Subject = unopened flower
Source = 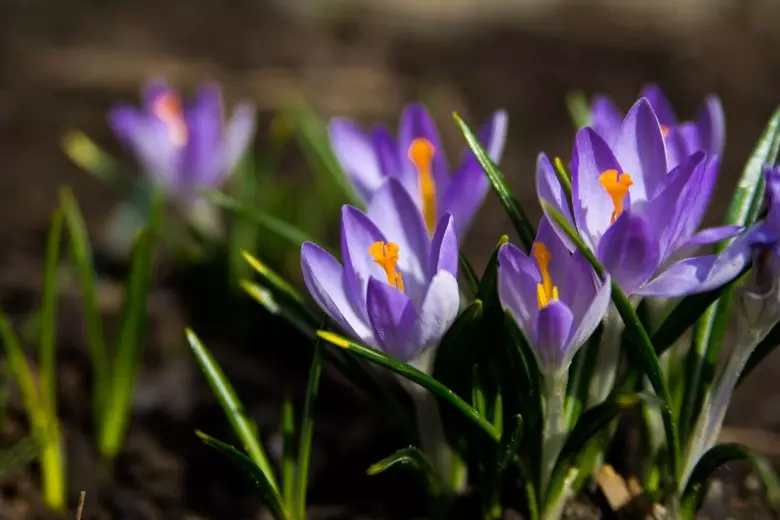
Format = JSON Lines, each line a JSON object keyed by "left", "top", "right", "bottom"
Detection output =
{"left": 539, "top": 98, "right": 742, "bottom": 297}
{"left": 109, "top": 80, "right": 256, "bottom": 196}
{"left": 301, "top": 178, "right": 460, "bottom": 363}
{"left": 328, "top": 103, "right": 507, "bottom": 236}
{"left": 590, "top": 84, "right": 724, "bottom": 169}
{"left": 498, "top": 217, "right": 612, "bottom": 372}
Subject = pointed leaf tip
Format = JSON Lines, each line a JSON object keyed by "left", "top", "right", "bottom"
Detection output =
{"left": 316, "top": 330, "right": 351, "bottom": 349}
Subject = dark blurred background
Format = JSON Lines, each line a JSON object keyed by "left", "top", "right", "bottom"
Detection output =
{"left": 2, "top": 0, "right": 780, "bottom": 518}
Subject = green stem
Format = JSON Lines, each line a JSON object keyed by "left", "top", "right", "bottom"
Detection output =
{"left": 541, "top": 369, "right": 568, "bottom": 498}
{"left": 587, "top": 307, "right": 624, "bottom": 407}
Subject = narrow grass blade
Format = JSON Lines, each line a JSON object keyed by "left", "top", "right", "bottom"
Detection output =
{"left": 367, "top": 446, "right": 443, "bottom": 496}
{"left": 458, "top": 251, "right": 480, "bottom": 297}
{"left": 99, "top": 192, "right": 162, "bottom": 458}
{"left": 542, "top": 200, "right": 681, "bottom": 485}
{"left": 552, "top": 157, "right": 573, "bottom": 200}
{"left": 565, "top": 91, "right": 590, "bottom": 129}
{"left": 316, "top": 330, "right": 501, "bottom": 443}
{"left": 281, "top": 396, "right": 295, "bottom": 514}
{"left": 453, "top": 112, "right": 535, "bottom": 251}
{"left": 683, "top": 109, "right": 780, "bottom": 447}
{"left": 39, "top": 210, "right": 63, "bottom": 420}
{"left": 205, "top": 189, "right": 316, "bottom": 250}
{"left": 293, "top": 331, "right": 324, "bottom": 520}
{"left": 197, "top": 431, "right": 288, "bottom": 520}
{"left": 61, "top": 131, "right": 123, "bottom": 187}
{"left": 60, "top": 187, "right": 108, "bottom": 424}
{"left": 681, "top": 443, "right": 780, "bottom": 518}
{"left": 738, "top": 321, "right": 780, "bottom": 386}
{"left": 496, "top": 414, "right": 524, "bottom": 475}
{"left": 187, "top": 329, "right": 279, "bottom": 492}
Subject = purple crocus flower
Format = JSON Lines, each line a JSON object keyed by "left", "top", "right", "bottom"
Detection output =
{"left": 301, "top": 178, "right": 460, "bottom": 363}
{"left": 498, "top": 217, "right": 612, "bottom": 372}
{"left": 109, "top": 80, "right": 256, "bottom": 195}
{"left": 590, "top": 84, "right": 724, "bottom": 170}
{"left": 328, "top": 103, "right": 508, "bottom": 236}
{"left": 539, "top": 98, "right": 742, "bottom": 298}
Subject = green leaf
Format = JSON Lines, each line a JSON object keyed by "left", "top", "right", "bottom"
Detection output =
{"left": 317, "top": 330, "right": 501, "bottom": 443}
{"left": 61, "top": 131, "right": 124, "bottom": 187}
{"left": 738, "top": 321, "right": 780, "bottom": 386}
{"left": 564, "top": 324, "right": 603, "bottom": 429}
{"left": 39, "top": 210, "right": 63, "bottom": 421}
{"left": 367, "top": 446, "right": 444, "bottom": 496}
{"left": 281, "top": 396, "right": 295, "bottom": 514}
{"left": 565, "top": 91, "right": 590, "bottom": 129}
{"left": 453, "top": 113, "right": 535, "bottom": 251}
{"left": 496, "top": 414, "right": 524, "bottom": 474}
{"left": 552, "top": 157, "right": 573, "bottom": 200}
{"left": 542, "top": 200, "right": 681, "bottom": 485}
{"left": 204, "top": 189, "right": 317, "bottom": 251}
{"left": 458, "top": 251, "right": 480, "bottom": 297}
{"left": 547, "top": 393, "right": 654, "bottom": 507}
{"left": 196, "top": 431, "right": 289, "bottom": 520}
{"left": 60, "top": 187, "right": 109, "bottom": 425}
{"left": 99, "top": 191, "right": 163, "bottom": 458}
{"left": 681, "top": 443, "right": 780, "bottom": 518}
{"left": 187, "top": 329, "right": 279, "bottom": 492}
{"left": 293, "top": 330, "right": 324, "bottom": 520}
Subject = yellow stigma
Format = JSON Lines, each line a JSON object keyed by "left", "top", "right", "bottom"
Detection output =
{"left": 532, "top": 242, "right": 559, "bottom": 309}
{"left": 369, "top": 241, "right": 405, "bottom": 292}
{"left": 408, "top": 138, "right": 438, "bottom": 235}
{"left": 152, "top": 93, "right": 188, "bottom": 147}
{"left": 598, "top": 169, "right": 633, "bottom": 224}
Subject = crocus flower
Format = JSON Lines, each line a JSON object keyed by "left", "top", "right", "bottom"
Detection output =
{"left": 590, "top": 84, "right": 724, "bottom": 169}
{"left": 300, "top": 178, "right": 460, "bottom": 364}
{"left": 328, "top": 103, "right": 508, "bottom": 236}
{"left": 498, "top": 217, "right": 612, "bottom": 373}
{"left": 109, "top": 80, "right": 256, "bottom": 196}
{"left": 539, "top": 98, "right": 742, "bottom": 298}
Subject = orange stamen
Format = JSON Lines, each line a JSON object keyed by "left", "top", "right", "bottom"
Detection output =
{"left": 408, "top": 138, "right": 438, "bottom": 235}
{"left": 660, "top": 124, "right": 670, "bottom": 137}
{"left": 369, "top": 241, "right": 405, "bottom": 292}
{"left": 598, "top": 169, "right": 634, "bottom": 224}
{"left": 532, "top": 242, "right": 559, "bottom": 309}
{"left": 152, "top": 93, "right": 188, "bottom": 147}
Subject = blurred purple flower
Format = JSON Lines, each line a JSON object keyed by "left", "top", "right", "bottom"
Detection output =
{"left": 301, "top": 178, "right": 460, "bottom": 363}
{"left": 539, "top": 98, "right": 742, "bottom": 297}
{"left": 109, "top": 80, "right": 256, "bottom": 195}
{"left": 328, "top": 103, "right": 508, "bottom": 237}
{"left": 498, "top": 217, "right": 611, "bottom": 372}
{"left": 590, "top": 84, "right": 724, "bottom": 169}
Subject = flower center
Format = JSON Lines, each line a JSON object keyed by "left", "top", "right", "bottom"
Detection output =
{"left": 369, "top": 241, "right": 405, "bottom": 292}
{"left": 408, "top": 138, "right": 438, "bottom": 235}
{"left": 152, "top": 93, "right": 188, "bottom": 147}
{"left": 532, "top": 242, "right": 559, "bottom": 309}
{"left": 599, "top": 169, "right": 634, "bottom": 224}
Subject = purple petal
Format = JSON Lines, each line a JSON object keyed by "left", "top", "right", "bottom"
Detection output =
{"left": 567, "top": 268, "right": 611, "bottom": 359}
{"left": 329, "top": 118, "right": 385, "bottom": 203}
{"left": 301, "top": 242, "right": 372, "bottom": 342}
{"left": 572, "top": 128, "right": 622, "bottom": 247}
{"left": 367, "top": 179, "right": 430, "bottom": 302}
{"left": 533, "top": 300, "right": 574, "bottom": 371}
{"left": 639, "top": 84, "right": 678, "bottom": 126}
{"left": 428, "top": 214, "right": 458, "bottom": 278}
{"left": 683, "top": 226, "right": 743, "bottom": 248}
{"left": 371, "top": 125, "right": 402, "bottom": 178}
{"left": 498, "top": 243, "right": 541, "bottom": 336}
{"left": 366, "top": 277, "right": 419, "bottom": 361}
{"left": 442, "top": 110, "right": 508, "bottom": 235}
{"left": 612, "top": 98, "right": 667, "bottom": 202}
{"left": 596, "top": 212, "right": 661, "bottom": 295}
{"left": 660, "top": 154, "right": 718, "bottom": 255}
{"left": 181, "top": 84, "right": 224, "bottom": 187}
{"left": 108, "top": 105, "right": 179, "bottom": 188}
{"left": 590, "top": 96, "right": 623, "bottom": 145}
{"left": 534, "top": 215, "right": 573, "bottom": 293}
{"left": 217, "top": 101, "right": 256, "bottom": 185}
{"left": 412, "top": 271, "right": 460, "bottom": 356}
{"left": 536, "top": 153, "right": 575, "bottom": 251}
{"left": 340, "top": 205, "right": 388, "bottom": 316}
{"left": 697, "top": 96, "right": 726, "bottom": 158}
{"left": 560, "top": 252, "right": 599, "bottom": 323}
{"left": 398, "top": 103, "right": 450, "bottom": 201}
{"left": 665, "top": 127, "right": 691, "bottom": 171}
